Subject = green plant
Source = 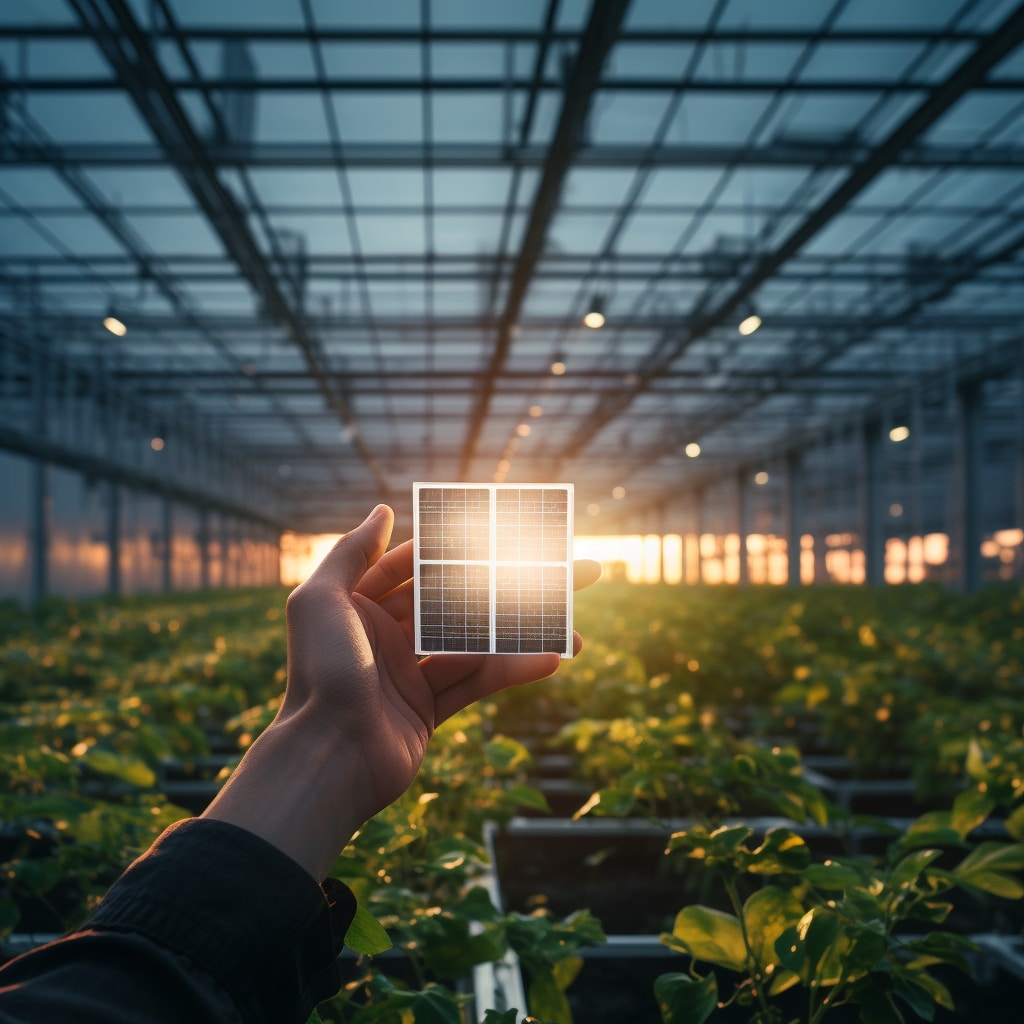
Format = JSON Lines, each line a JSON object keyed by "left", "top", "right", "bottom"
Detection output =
{"left": 656, "top": 789, "right": 1024, "bottom": 1023}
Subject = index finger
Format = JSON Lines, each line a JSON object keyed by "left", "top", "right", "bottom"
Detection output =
{"left": 355, "top": 537, "right": 413, "bottom": 602}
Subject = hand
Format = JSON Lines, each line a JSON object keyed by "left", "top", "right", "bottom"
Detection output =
{"left": 204, "top": 504, "right": 601, "bottom": 879}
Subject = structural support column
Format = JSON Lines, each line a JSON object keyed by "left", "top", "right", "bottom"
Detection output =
{"left": 955, "top": 380, "right": 984, "bottom": 592}
{"left": 784, "top": 450, "right": 803, "bottom": 586}
{"left": 161, "top": 495, "right": 173, "bottom": 592}
{"left": 736, "top": 467, "right": 750, "bottom": 586}
{"left": 198, "top": 506, "right": 210, "bottom": 591}
{"left": 29, "top": 345, "right": 49, "bottom": 605}
{"left": 694, "top": 488, "right": 707, "bottom": 584}
{"left": 861, "top": 419, "right": 885, "bottom": 586}
{"left": 108, "top": 481, "right": 121, "bottom": 596}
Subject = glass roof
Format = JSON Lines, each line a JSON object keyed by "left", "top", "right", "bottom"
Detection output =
{"left": 1, "top": 0, "right": 1023, "bottom": 533}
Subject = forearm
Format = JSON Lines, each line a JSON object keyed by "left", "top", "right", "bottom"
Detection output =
{"left": 201, "top": 705, "right": 368, "bottom": 882}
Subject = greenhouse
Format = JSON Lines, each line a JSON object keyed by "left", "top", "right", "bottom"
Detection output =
{"left": 1, "top": 0, "right": 1023, "bottom": 1021}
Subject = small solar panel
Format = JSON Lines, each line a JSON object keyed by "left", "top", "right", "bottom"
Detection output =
{"left": 413, "top": 483, "right": 574, "bottom": 657}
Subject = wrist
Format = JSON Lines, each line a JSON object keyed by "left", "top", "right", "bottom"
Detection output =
{"left": 202, "top": 708, "right": 368, "bottom": 881}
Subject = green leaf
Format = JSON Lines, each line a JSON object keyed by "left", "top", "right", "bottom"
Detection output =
{"left": 1006, "top": 804, "right": 1024, "bottom": 843}
{"left": 665, "top": 906, "right": 747, "bottom": 972}
{"left": 774, "top": 908, "right": 841, "bottom": 981}
{"left": 855, "top": 982, "right": 904, "bottom": 1024}
{"left": 304, "top": 1010, "right": 323, "bottom": 1024}
{"left": 891, "top": 973, "right": 936, "bottom": 1021}
{"left": 951, "top": 841, "right": 1024, "bottom": 898}
{"left": 481, "top": 1011, "right": 519, "bottom": 1024}
{"left": 742, "top": 886, "right": 804, "bottom": 970}
{"left": 344, "top": 904, "right": 393, "bottom": 956}
{"left": 901, "top": 932, "right": 977, "bottom": 975}
{"left": 485, "top": 736, "right": 530, "bottom": 772}
{"left": 747, "top": 829, "right": 810, "bottom": 875}
{"left": 408, "top": 986, "right": 464, "bottom": 1024}
{"left": 654, "top": 971, "right": 718, "bottom": 1024}
{"left": 528, "top": 966, "right": 572, "bottom": 1024}
{"left": 888, "top": 849, "right": 942, "bottom": 890}
{"left": 81, "top": 747, "right": 157, "bottom": 789}
{"left": 505, "top": 784, "right": 551, "bottom": 813}
{"left": 903, "top": 969, "right": 954, "bottom": 1012}
{"left": 950, "top": 788, "right": 995, "bottom": 839}
{"left": 551, "top": 955, "right": 583, "bottom": 991}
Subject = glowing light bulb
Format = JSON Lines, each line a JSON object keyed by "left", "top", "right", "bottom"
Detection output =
{"left": 612, "top": 486, "right": 625, "bottom": 500}
{"left": 150, "top": 437, "right": 165, "bottom": 451}
{"left": 583, "top": 310, "right": 605, "bottom": 329}
{"left": 685, "top": 442, "right": 701, "bottom": 458}
{"left": 738, "top": 313, "right": 762, "bottom": 336}
{"left": 103, "top": 315, "right": 127, "bottom": 337}
{"left": 516, "top": 423, "right": 531, "bottom": 437}
{"left": 754, "top": 471, "right": 769, "bottom": 485}
{"left": 551, "top": 360, "right": 566, "bottom": 376}
{"left": 889, "top": 425, "right": 910, "bottom": 442}
{"left": 529, "top": 405, "right": 543, "bottom": 418}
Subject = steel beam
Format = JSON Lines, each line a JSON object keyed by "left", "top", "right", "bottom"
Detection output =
{"left": 555, "top": 4, "right": 1024, "bottom": 470}
{"left": 69, "top": 0, "right": 389, "bottom": 494}
{"left": 458, "top": 0, "right": 642, "bottom": 479}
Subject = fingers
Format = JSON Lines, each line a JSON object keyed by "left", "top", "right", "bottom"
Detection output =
{"left": 355, "top": 538, "right": 413, "bottom": 601}
{"left": 574, "top": 559, "right": 602, "bottom": 591}
{"left": 307, "top": 505, "right": 394, "bottom": 595}
{"left": 421, "top": 652, "right": 562, "bottom": 725}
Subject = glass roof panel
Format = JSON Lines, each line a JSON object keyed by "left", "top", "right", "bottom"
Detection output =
{"left": 431, "top": 168, "right": 513, "bottom": 206}
{"left": 248, "top": 168, "right": 344, "bottom": 208}
{"left": 322, "top": 43, "right": 423, "bottom": 80}
{"left": 562, "top": 168, "right": 639, "bottom": 208}
{"left": 836, "top": 0, "right": 974, "bottom": 30}
{"left": 0, "top": 168, "right": 81, "bottom": 206}
{"left": 310, "top": 0, "right": 419, "bottom": 28}
{"left": 691, "top": 43, "right": 807, "bottom": 81}
{"left": 332, "top": 92, "right": 423, "bottom": 142}
{"left": 432, "top": 212, "right": 506, "bottom": 254}
{"left": 547, "top": 210, "right": 619, "bottom": 253}
{"left": 432, "top": 94, "right": 508, "bottom": 144}
{"left": 590, "top": 91, "right": 674, "bottom": 143}
{"left": 605, "top": 42, "right": 697, "bottom": 80}
{"left": 32, "top": 214, "right": 124, "bottom": 256}
{"left": 254, "top": 92, "right": 330, "bottom": 143}
{"left": 354, "top": 213, "right": 426, "bottom": 254}
{"left": 719, "top": 0, "right": 835, "bottom": 30}
{"left": 668, "top": 91, "right": 777, "bottom": 144}
{"left": 624, "top": 0, "right": 721, "bottom": 31}
{"left": 260, "top": 213, "right": 351, "bottom": 255}
{"left": 345, "top": 169, "right": 425, "bottom": 208}
{"left": 26, "top": 92, "right": 154, "bottom": 144}
{"left": 431, "top": 43, "right": 508, "bottom": 79}
{"left": 431, "top": 0, "right": 546, "bottom": 30}
{"left": 926, "top": 92, "right": 1024, "bottom": 145}
{"left": 799, "top": 42, "right": 928, "bottom": 82}
{"left": 22, "top": 38, "right": 113, "bottom": 79}
{"left": 168, "top": 0, "right": 303, "bottom": 29}
{"left": 0, "top": 0, "right": 75, "bottom": 25}
{"left": 247, "top": 42, "right": 317, "bottom": 78}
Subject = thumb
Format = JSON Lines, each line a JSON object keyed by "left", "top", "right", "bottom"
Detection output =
{"left": 314, "top": 504, "right": 395, "bottom": 594}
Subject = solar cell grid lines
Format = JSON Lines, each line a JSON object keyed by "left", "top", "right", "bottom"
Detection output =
{"left": 413, "top": 483, "right": 574, "bottom": 657}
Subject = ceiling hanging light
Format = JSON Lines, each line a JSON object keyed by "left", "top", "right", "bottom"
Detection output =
{"left": 737, "top": 307, "right": 762, "bottom": 336}
{"left": 550, "top": 352, "right": 567, "bottom": 375}
{"left": 103, "top": 307, "right": 127, "bottom": 337}
{"left": 583, "top": 293, "right": 606, "bottom": 329}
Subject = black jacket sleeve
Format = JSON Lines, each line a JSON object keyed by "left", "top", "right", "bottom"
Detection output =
{"left": 0, "top": 817, "right": 356, "bottom": 1024}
